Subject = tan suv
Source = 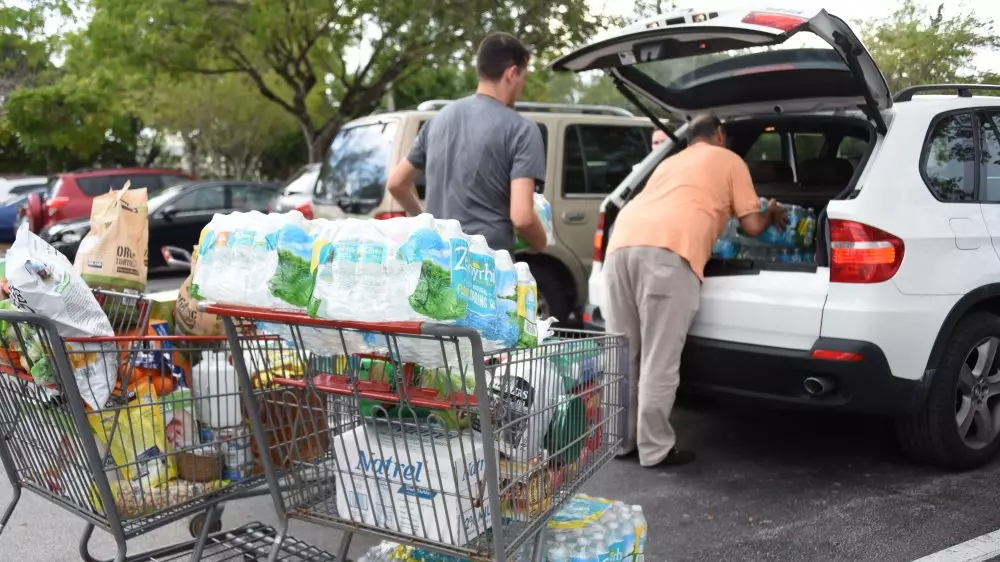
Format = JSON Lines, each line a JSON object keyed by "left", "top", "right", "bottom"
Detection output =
{"left": 311, "top": 100, "right": 653, "bottom": 322}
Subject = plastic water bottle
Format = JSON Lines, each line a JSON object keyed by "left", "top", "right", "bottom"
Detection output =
{"left": 491, "top": 250, "right": 519, "bottom": 347}
{"left": 329, "top": 218, "right": 365, "bottom": 318}
{"left": 619, "top": 511, "right": 637, "bottom": 560}
{"left": 461, "top": 234, "right": 498, "bottom": 332}
{"left": 602, "top": 521, "right": 625, "bottom": 562}
{"left": 514, "top": 262, "right": 539, "bottom": 347}
{"left": 356, "top": 219, "right": 389, "bottom": 321}
{"left": 548, "top": 544, "right": 571, "bottom": 562}
{"left": 631, "top": 505, "right": 647, "bottom": 561}
{"left": 570, "top": 538, "right": 596, "bottom": 562}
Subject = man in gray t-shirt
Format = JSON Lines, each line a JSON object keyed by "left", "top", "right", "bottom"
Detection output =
{"left": 387, "top": 32, "right": 548, "bottom": 253}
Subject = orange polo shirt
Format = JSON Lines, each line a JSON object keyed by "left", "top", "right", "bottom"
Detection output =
{"left": 607, "top": 142, "right": 761, "bottom": 280}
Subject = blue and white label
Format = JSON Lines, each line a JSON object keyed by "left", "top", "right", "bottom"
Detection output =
{"left": 334, "top": 241, "right": 360, "bottom": 263}
{"left": 449, "top": 237, "right": 470, "bottom": 299}
{"left": 465, "top": 251, "right": 496, "bottom": 318}
{"left": 360, "top": 241, "right": 386, "bottom": 264}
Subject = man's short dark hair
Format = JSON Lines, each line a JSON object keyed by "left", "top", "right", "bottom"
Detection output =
{"left": 477, "top": 32, "right": 531, "bottom": 81}
{"left": 688, "top": 114, "right": 723, "bottom": 141}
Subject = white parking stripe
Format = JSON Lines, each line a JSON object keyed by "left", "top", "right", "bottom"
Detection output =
{"left": 913, "top": 529, "right": 1000, "bottom": 562}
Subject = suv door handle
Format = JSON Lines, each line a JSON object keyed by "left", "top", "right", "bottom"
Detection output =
{"left": 563, "top": 211, "right": 587, "bottom": 223}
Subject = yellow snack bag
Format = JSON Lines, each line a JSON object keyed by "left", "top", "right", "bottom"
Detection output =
{"left": 87, "top": 381, "right": 176, "bottom": 486}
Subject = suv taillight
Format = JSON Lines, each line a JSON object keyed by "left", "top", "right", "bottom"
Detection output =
{"left": 829, "top": 220, "right": 904, "bottom": 284}
{"left": 44, "top": 196, "right": 69, "bottom": 217}
{"left": 295, "top": 201, "right": 314, "bottom": 220}
{"left": 375, "top": 212, "right": 405, "bottom": 220}
{"left": 593, "top": 212, "right": 606, "bottom": 263}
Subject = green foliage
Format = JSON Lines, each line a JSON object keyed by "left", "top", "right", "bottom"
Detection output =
{"left": 268, "top": 249, "right": 315, "bottom": 308}
{"left": 860, "top": 0, "right": 1000, "bottom": 91}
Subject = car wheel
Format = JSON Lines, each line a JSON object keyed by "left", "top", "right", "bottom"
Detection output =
{"left": 896, "top": 311, "right": 1000, "bottom": 469}
{"left": 532, "top": 265, "right": 572, "bottom": 323}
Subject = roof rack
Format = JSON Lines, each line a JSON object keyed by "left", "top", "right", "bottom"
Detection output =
{"left": 894, "top": 84, "right": 1000, "bottom": 102}
{"left": 416, "top": 99, "right": 634, "bottom": 117}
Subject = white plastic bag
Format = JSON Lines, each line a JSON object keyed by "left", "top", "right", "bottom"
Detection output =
{"left": 6, "top": 224, "right": 117, "bottom": 410}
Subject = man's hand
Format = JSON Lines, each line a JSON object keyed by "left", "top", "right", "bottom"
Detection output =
{"left": 766, "top": 199, "right": 788, "bottom": 230}
{"left": 386, "top": 160, "right": 424, "bottom": 217}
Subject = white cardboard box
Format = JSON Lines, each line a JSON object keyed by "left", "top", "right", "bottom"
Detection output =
{"left": 333, "top": 421, "right": 492, "bottom": 546}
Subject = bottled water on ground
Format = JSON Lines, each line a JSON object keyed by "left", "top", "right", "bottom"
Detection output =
{"left": 548, "top": 544, "right": 571, "bottom": 562}
{"left": 570, "top": 538, "right": 596, "bottom": 562}
{"left": 631, "top": 505, "right": 647, "bottom": 561}
{"left": 602, "top": 520, "right": 624, "bottom": 561}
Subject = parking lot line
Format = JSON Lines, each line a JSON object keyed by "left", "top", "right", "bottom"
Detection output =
{"left": 913, "top": 529, "right": 1000, "bottom": 562}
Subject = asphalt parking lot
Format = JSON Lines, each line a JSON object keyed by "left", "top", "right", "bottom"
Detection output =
{"left": 3, "top": 275, "right": 1000, "bottom": 561}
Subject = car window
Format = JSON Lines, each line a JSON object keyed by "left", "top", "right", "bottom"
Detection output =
{"left": 979, "top": 112, "right": 1000, "bottom": 203}
{"left": 77, "top": 174, "right": 164, "bottom": 197}
{"left": 230, "top": 185, "right": 276, "bottom": 211}
{"left": 562, "top": 124, "right": 648, "bottom": 197}
{"left": 159, "top": 174, "right": 190, "bottom": 188}
{"left": 9, "top": 183, "right": 46, "bottom": 195}
{"left": 745, "top": 132, "right": 783, "bottom": 161}
{"left": 922, "top": 112, "right": 976, "bottom": 202}
{"left": 794, "top": 133, "right": 824, "bottom": 163}
{"left": 169, "top": 185, "right": 226, "bottom": 212}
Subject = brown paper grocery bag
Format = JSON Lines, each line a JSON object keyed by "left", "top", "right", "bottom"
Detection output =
{"left": 75, "top": 180, "right": 149, "bottom": 293}
{"left": 174, "top": 247, "right": 223, "bottom": 336}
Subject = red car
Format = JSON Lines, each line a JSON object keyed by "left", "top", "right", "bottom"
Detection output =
{"left": 21, "top": 168, "right": 195, "bottom": 233}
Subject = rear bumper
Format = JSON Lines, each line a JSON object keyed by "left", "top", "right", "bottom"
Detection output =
{"left": 680, "top": 336, "right": 925, "bottom": 415}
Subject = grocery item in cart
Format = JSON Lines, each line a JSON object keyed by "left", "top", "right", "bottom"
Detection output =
{"left": 399, "top": 216, "right": 467, "bottom": 321}
{"left": 265, "top": 213, "right": 316, "bottom": 308}
{"left": 498, "top": 452, "right": 552, "bottom": 521}
{"left": 190, "top": 213, "right": 235, "bottom": 300}
{"left": 513, "top": 192, "right": 555, "bottom": 251}
{"left": 174, "top": 247, "right": 223, "bottom": 337}
{"left": 87, "top": 380, "right": 176, "bottom": 486}
{"left": 334, "top": 420, "right": 491, "bottom": 546}
{"left": 6, "top": 224, "right": 118, "bottom": 410}
{"left": 481, "top": 354, "right": 561, "bottom": 460}
{"left": 161, "top": 387, "right": 198, "bottom": 450}
{"left": 514, "top": 263, "right": 538, "bottom": 348}
{"left": 484, "top": 250, "right": 519, "bottom": 348}
{"left": 75, "top": 181, "right": 149, "bottom": 293}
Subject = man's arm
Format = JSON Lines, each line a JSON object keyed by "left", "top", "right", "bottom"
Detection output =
{"left": 730, "top": 157, "right": 787, "bottom": 236}
{"left": 511, "top": 179, "right": 547, "bottom": 252}
{"left": 387, "top": 160, "right": 424, "bottom": 216}
{"left": 387, "top": 121, "right": 429, "bottom": 216}
{"left": 510, "top": 121, "right": 548, "bottom": 252}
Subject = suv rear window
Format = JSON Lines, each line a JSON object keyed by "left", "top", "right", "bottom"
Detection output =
{"left": 562, "top": 124, "right": 650, "bottom": 196}
{"left": 76, "top": 174, "right": 165, "bottom": 197}
{"left": 921, "top": 113, "right": 975, "bottom": 202}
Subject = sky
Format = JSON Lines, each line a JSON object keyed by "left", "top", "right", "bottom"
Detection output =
{"left": 586, "top": 0, "right": 1000, "bottom": 72}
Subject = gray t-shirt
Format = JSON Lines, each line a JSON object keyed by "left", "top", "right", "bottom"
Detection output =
{"left": 407, "top": 94, "right": 546, "bottom": 251}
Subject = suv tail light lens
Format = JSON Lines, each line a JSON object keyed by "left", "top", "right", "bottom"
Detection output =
{"left": 829, "top": 220, "right": 904, "bottom": 283}
{"left": 44, "top": 196, "right": 69, "bottom": 217}
{"left": 593, "top": 212, "right": 606, "bottom": 263}
{"left": 294, "top": 201, "right": 314, "bottom": 220}
{"left": 375, "top": 212, "right": 406, "bottom": 220}
{"left": 741, "top": 12, "right": 808, "bottom": 31}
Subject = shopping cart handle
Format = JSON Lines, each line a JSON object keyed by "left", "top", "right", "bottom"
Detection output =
{"left": 199, "top": 303, "right": 426, "bottom": 335}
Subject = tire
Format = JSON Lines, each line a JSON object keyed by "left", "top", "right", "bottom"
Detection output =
{"left": 188, "top": 513, "right": 223, "bottom": 538}
{"left": 895, "top": 311, "right": 1000, "bottom": 469}
{"left": 531, "top": 264, "right": 572, "bottom": 323}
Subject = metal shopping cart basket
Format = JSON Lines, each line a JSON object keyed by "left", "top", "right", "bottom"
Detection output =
{"left": 204, "top": 304, "right": 628, "bottom": 562}
{"left": 0, "top": 289, "right": 338, "bottom": 561}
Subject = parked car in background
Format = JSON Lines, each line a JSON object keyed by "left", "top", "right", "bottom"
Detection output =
{"left": 0, "top": 187, "right": 47, "bottom": 242}
{"left": 273, "top": 163, "right": 320, "bottom": 219}
{"left": 0, "top": 176, "right": 48, "bottom": 202}
{"left": 41, "top": 180, "right": 279, "bottom": 269}
{"left": 310, "top": 101, "right": 654, "bottom": 322}
{"left": 21, "top": 168, "right": 195, "bottom": 234}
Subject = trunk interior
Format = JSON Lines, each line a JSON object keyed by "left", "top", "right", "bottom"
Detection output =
{"left": 706, "top": 115, "right": 875, "bottom": 276}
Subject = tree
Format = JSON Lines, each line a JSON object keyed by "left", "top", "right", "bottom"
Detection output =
{"left": 0, "top": 4, "right": 51, "bottom": 111}
{"left": 86, "top": 0, "right": 608, "bottom": 163}
{"left": 138, "top": 74, "right": 299, "bottom": 179}
{"left": 860, "top": 0, "right": 1000, "bottom": 91}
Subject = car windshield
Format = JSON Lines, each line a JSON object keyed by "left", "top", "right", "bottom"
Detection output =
{"left": 147, "top": 183, "right": 191, "bottom": 213}
{"left": 634, "top": 33, "right": 840, "bottom": 89}
{"left": 314, "top": 121, "right": 398, "bottom": 214}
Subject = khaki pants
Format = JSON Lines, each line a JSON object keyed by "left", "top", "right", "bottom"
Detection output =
{"left": 604, "top": 246, "right": 700, "bottom": 466}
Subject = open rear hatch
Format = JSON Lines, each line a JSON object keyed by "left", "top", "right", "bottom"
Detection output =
{"left": 554, "top": 8, "right": 891, "bottom": 350}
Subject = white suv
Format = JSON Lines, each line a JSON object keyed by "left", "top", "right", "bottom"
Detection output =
{"left": 556, "top": 8, "right": 1000, "bottom": 469}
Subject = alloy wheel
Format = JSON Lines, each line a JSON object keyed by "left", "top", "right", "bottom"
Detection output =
{"left": 955, "top": 336, "right": 1000, "bottom": 449}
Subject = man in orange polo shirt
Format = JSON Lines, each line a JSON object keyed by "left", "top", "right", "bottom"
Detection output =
{"left": 606, "top": 114, "right": 786, "bottom": 468}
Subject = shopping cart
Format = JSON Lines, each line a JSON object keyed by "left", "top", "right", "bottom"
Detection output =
{"left": 0, "top": 289, "right": 338, "bottom": 561}
{"left": 204, "top": 304, "right": 628, "bottom": 562}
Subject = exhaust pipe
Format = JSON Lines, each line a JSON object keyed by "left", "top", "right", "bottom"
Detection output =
{"left": 803, "top": 376, "right": 835, "bottom": 396}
